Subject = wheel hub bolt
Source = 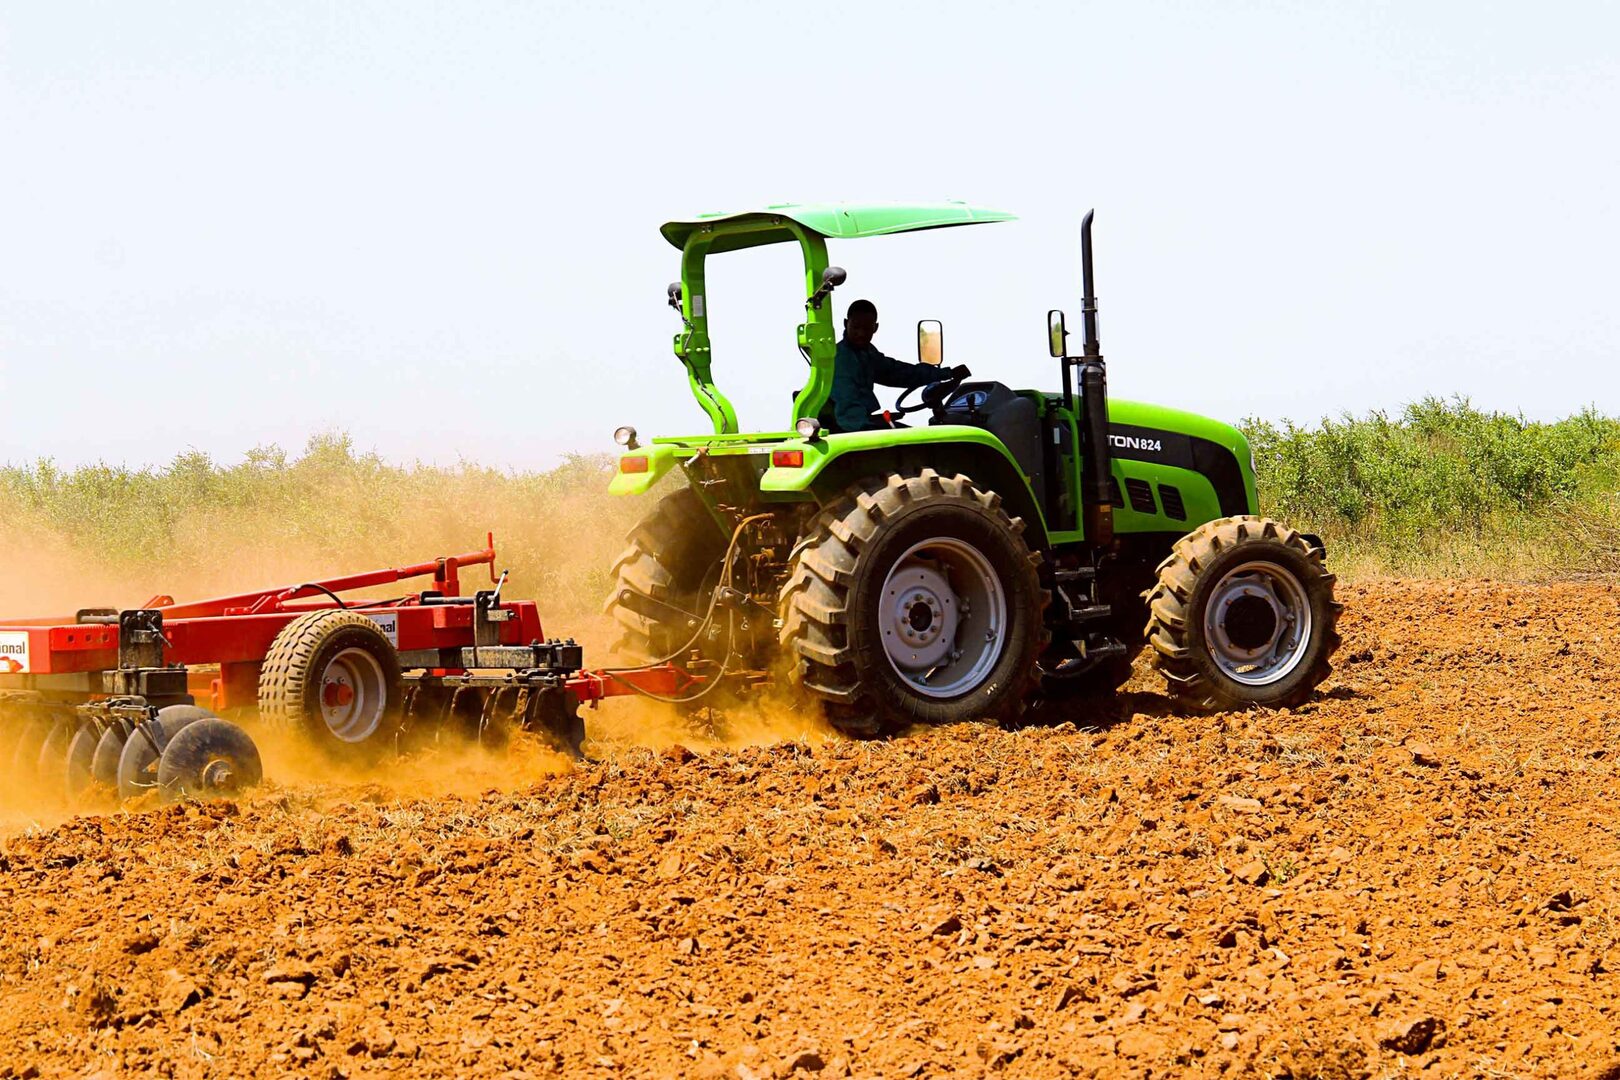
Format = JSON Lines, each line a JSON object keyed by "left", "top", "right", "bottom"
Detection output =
{"left": 201, "top": 759, "right": 235, "bottom": 790}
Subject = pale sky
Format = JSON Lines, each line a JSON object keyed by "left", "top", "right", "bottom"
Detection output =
{"left": 2, "top": 1, "right": 1616, "bottom": 470}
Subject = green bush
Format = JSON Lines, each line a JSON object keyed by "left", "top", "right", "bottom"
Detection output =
{"left": 2, "top": 400, "right": 1615, "bottom": 605}
{"left": 1242, "top": 398, "right": 1620, "bottom": 577}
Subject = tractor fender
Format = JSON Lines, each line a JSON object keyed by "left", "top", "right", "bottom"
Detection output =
{"left": 762, "top": 426, "right": 1051, "bottom": 549}
{"left": 607, "top": 444, "right": 686, "bottom": 496}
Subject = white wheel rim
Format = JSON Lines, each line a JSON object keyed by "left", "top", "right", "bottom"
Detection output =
{"left": 879, "top": 537, "right": 1008, "bottom": 699}
{"left": 319, "top": 646, "right": 388, "bottom": 742}
{"left": 1202, "top": 559, "right": 1313, "bottom": 686}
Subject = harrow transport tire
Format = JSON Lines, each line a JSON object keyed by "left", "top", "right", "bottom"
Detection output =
{"left": 258, "top": 610, "right": 404, "bottom": 761}
{"left": 1145, "top": 516, "right": 1341, "bottom": 713}
{"left": 779, "top": 469, "right": 1047, "bottom": 738}
{"left": 604, "top": 487, "right": 728, "bottom": 663}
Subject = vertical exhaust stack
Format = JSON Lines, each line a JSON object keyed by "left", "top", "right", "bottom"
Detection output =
{"left": 1078, "top": 209, "right": 1114, "bottom": 545}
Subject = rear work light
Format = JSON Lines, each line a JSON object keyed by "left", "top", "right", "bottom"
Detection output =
{"left": 771, "top": 449, "right": 805, "bottom": 468}
{"left": 619, "top": 456, "right": 650, "bottom": 473}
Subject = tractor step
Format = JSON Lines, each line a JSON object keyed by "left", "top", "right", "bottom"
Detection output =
{"left": 1082, "top": 640, "right": 1129, "bottom": 661}
{"left": 1063, "top": 604, "right": 1113, "bottom": 635}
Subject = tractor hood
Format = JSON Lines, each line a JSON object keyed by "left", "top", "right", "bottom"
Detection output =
{"left": 660, "top": 202, "right": 1016, "bottom": 254}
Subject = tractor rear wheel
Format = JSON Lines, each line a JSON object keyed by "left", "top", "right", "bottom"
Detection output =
{"left": 258, "top": 610, "right": 404, "bottom": 759}
{"left": 604, "top": 487, "right": 729, "bottom": 663}
{"left": 1145, "top": 516, "right": 1340, "bottom": 712}
{"left": 779, "top": 469, "right": 1047, "bottom": 737}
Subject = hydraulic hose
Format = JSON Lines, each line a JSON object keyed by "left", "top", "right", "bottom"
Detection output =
{"left": 599, "top": 512, "right": 774, "bottom": 705}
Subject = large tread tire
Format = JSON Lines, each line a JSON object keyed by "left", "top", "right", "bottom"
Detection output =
{"left": 1145, "top": 515, "right": 1341, "bottom": 713}
{"left": 258, "top": 610, "right": 404, "bottom": 760}
{"left": 603, "top": 487, "right": 728, "bottom": 663}
{"left": 779, "top": 469, "right": 1048, "bottom": 737}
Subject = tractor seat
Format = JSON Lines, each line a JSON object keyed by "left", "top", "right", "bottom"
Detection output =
{"left": 931, "top": 381, "right": 1047, "bottom": 506}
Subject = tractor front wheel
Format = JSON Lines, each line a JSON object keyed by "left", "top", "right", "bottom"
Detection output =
{"left": 1145, "top": 516, "right": 1341, "bottom": 712}
{"left": 779, "top": 469, "right": 1047, "bottom": 737}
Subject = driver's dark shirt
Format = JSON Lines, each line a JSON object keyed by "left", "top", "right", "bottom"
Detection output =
{"left": 826, "top": 338, "right": 939, "bottom": 433}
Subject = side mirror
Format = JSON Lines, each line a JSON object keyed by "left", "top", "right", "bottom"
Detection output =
{"left": 807, "top": 266, "right": 848, "bottom": 310}
{"left": 1047, "top": 309, "right": 1068, "bottom": 358}
{"left": 917, "top": 320, "right": 944, "bottom": 366}
{"left": 667, "top": 282, "right": 682, "bottom": 311}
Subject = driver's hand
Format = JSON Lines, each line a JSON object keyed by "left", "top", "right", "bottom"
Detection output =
{"left": 940, "top": 365, "right": 971, "bottom": 382}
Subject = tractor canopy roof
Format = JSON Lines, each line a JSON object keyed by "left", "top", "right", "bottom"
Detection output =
{"left": 660, "top": 201, "right": 1016, "bottom": 254}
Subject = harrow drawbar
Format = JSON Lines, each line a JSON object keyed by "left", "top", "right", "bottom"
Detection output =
{"left": 0, "top": 536, "right": 702, "bottom": 809}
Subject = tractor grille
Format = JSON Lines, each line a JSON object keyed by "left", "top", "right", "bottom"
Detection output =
{"left": 1158, "top": 484, "right": 1187, "bottom": 520}
{"left": 1125, "top": 478, "right": 1157, "bottom": 514}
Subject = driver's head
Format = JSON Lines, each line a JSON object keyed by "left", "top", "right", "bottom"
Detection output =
{"left": 844, "top": 299, "right": 878, "bottom": 348}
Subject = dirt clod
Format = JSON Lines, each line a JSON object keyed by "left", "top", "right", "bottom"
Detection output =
{"left": 159, "top": 977, "right": 203, "bottom": 1014}
{"left": 905, "top": 782, "right": 940, "bottom": 806}
{"left": 781, "top": 1049, "right": 825, "bottom": 1074}
{"left": 1379, "top": 1015, "right": 1446, "bottom": 1055}
{"left": 1233, "top": 859, "right": 1270, "bottom": 886}
{"left": 1406, "top": 741, "right": 1441, "bottom": 767}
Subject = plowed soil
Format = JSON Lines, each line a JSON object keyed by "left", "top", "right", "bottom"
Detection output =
{"left": 3, "top": 579, "right": 1620, "bottom": 1079}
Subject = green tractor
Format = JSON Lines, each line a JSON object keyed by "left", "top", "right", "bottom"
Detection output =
{"left": 605, "top": 203, "right": 1340, "bottom": 736}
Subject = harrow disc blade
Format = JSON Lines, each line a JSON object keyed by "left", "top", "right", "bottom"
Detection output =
{"left": 91, "top": 721, "right": 133, "bottom": 792}
{"left": 36, "top": 717, "right": 74, "bottom": 789}
{"left": 150, "top": 704, "right": 217, "bottom": 727}
{"left": 64, "top": 725, "right": 102, "bottom": 802}
{"left": 116, "top": 706, "right": 211, "bottom": 802}
{"left": 398, "top": 685, "right": 451, "bottom": 754}
{"left": 157, "top": 718, "right": 263, "bottom": 802}
{"left": 11, "top": 716, "right": 53, "bottom": 779}
{"left": 0, "top": 706, "right": 26, "bottom": 765}
{"left": 523, "top": 686, "right": 586, "bottom": 760}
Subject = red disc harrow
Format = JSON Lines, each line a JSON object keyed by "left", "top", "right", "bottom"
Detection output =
{"left": 0, "top": 535, "right": 699, "bottom": 804}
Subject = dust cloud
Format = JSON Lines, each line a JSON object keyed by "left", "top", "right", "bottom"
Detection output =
{"left": 0, "top": 520, "right": 843, "bottom": 833}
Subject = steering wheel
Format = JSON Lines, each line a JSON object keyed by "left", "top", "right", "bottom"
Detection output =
{"left": 893, "top": 366, "right": 972, "bottom": 418}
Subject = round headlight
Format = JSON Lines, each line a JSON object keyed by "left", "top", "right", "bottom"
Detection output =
{"left": 613, "top": 425, "right": 639, "bottom": 449}
{"left": 795, "top": 417, "right": 822, "bottom": 440}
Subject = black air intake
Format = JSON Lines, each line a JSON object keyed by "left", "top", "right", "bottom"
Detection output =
{"left": 1125, "top": 478, "right": 1156, "bottom": 514}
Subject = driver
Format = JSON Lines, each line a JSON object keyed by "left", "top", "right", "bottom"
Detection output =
{"left": 824, "top": 299, "right": 959, "bottom": 433}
